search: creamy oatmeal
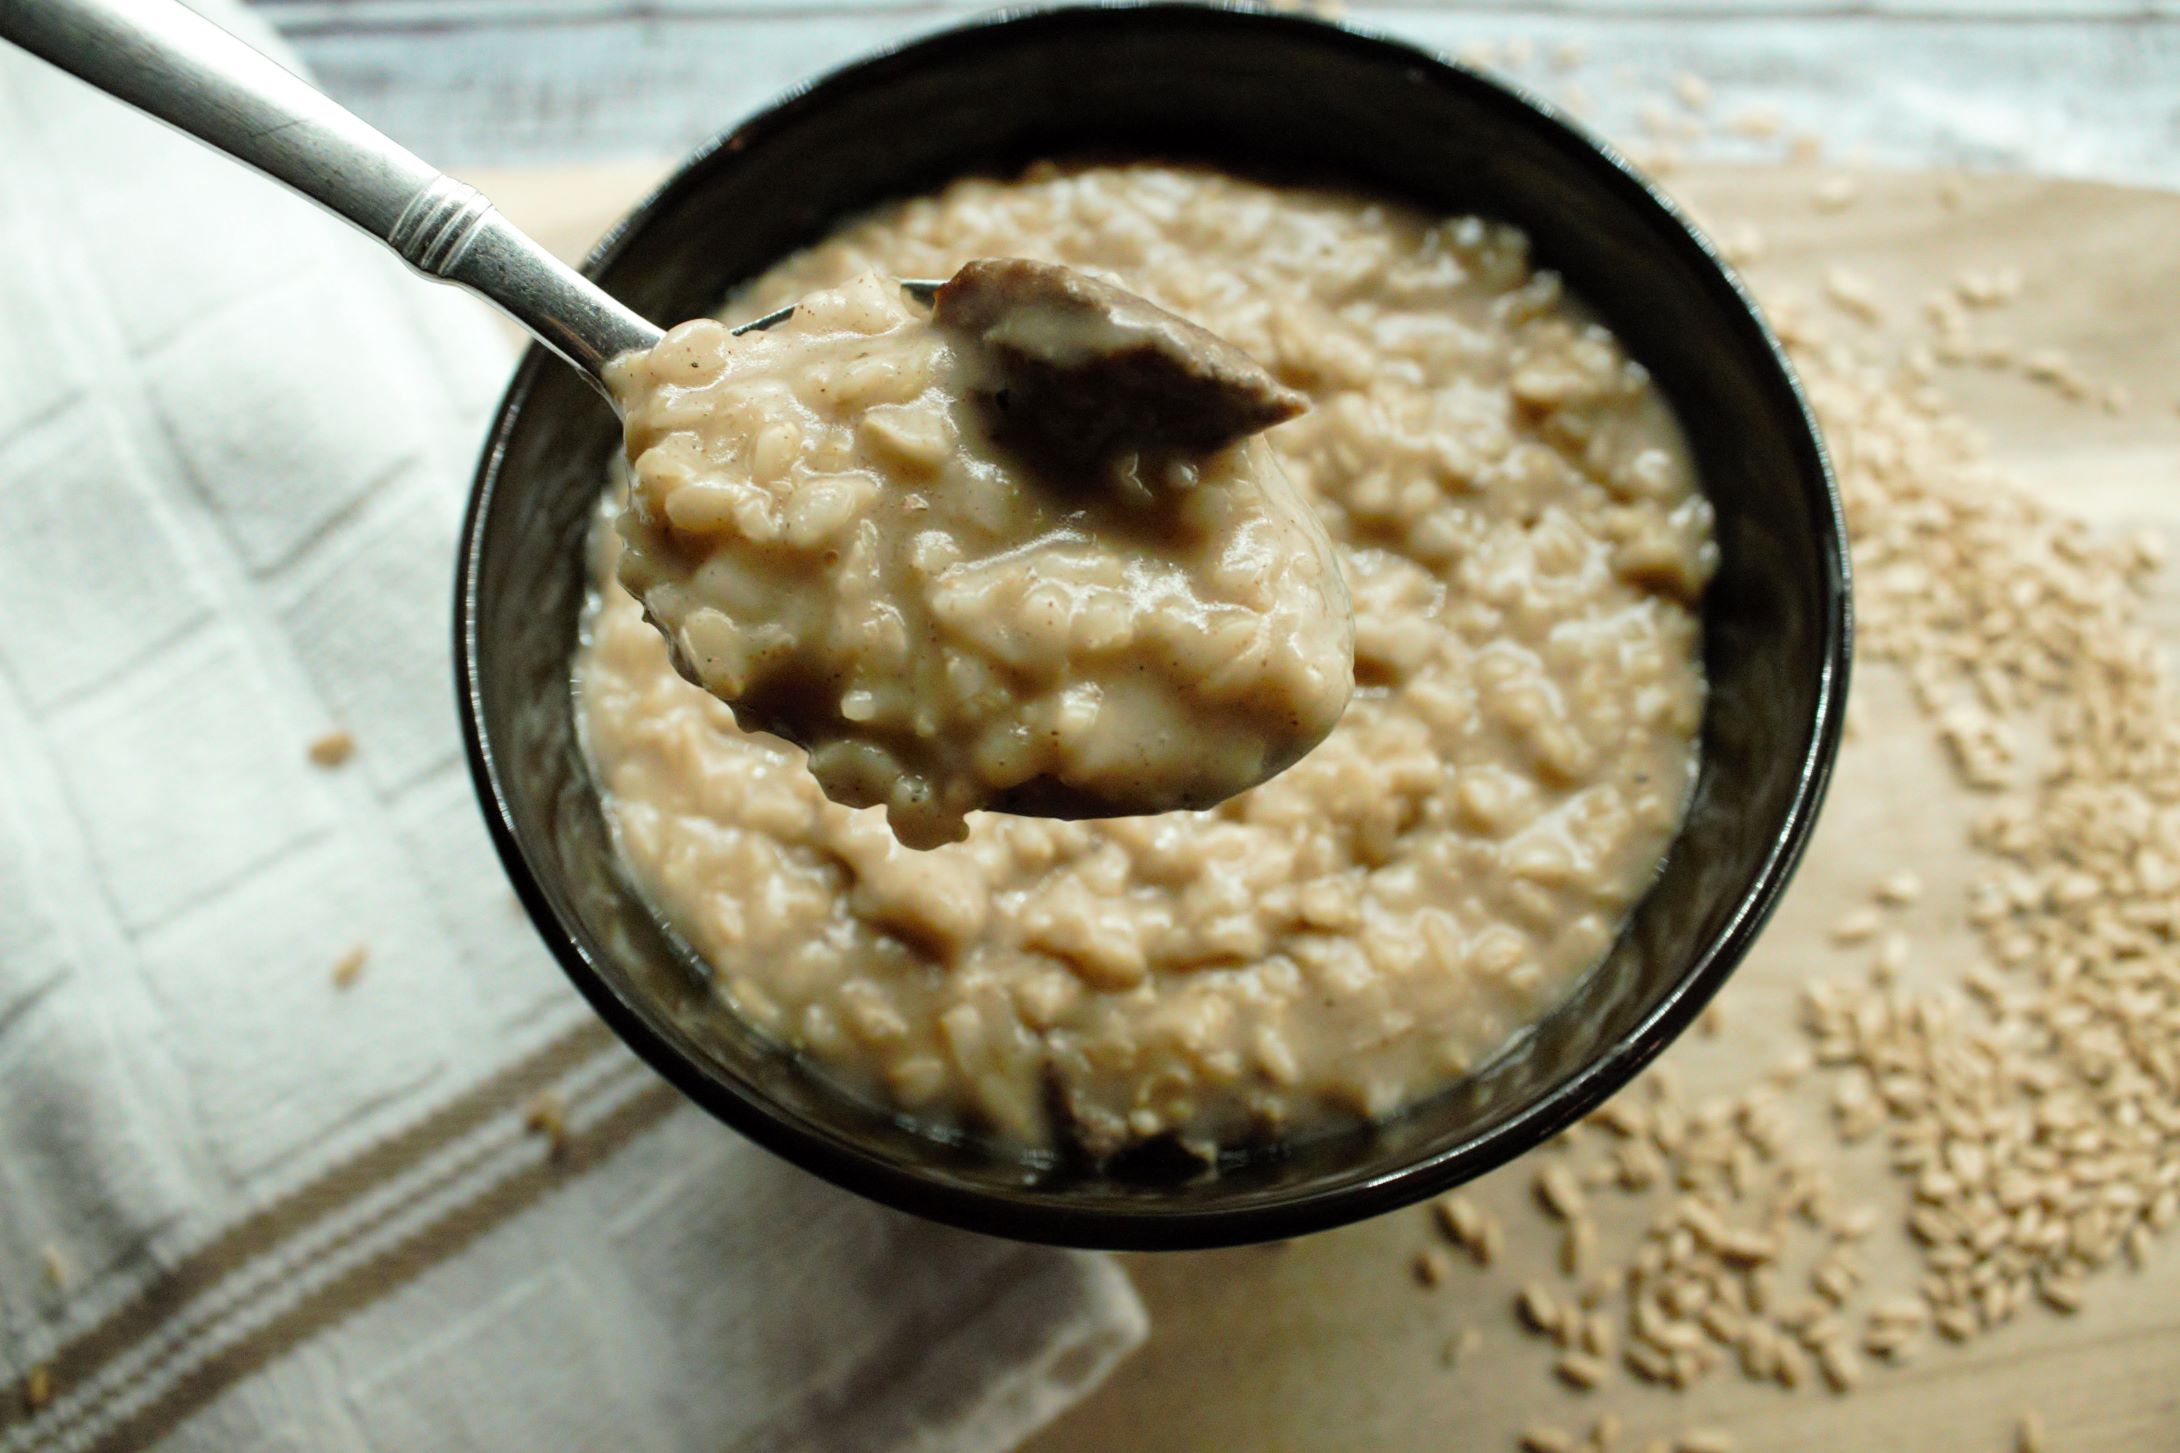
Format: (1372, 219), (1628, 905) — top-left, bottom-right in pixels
(608, 263), (1352, 849)
(577, 162), (1716, 1156)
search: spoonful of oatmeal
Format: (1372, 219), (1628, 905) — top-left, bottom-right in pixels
(3, 0), (1354, 849)
(611, 259), (1355, 849)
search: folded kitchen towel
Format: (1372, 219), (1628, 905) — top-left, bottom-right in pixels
(0, 8), (1144, 1452)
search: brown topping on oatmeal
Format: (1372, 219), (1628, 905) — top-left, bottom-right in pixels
(933, 258), (1307, 461)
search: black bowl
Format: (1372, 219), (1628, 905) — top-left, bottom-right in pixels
(455, 2), (1851, 1250)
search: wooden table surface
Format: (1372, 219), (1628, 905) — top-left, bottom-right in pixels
(476, 157), (2180, 1453)
(256, 2), (2180, 189)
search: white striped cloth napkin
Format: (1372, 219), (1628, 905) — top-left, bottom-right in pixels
(0, 6), (1143, 1451)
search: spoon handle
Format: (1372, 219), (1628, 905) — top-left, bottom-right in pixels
(0, 0), (662, 393)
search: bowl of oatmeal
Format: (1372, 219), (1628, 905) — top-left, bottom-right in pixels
(456, 3), (1850, 1248)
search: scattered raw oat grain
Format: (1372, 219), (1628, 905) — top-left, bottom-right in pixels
(1671, 72), (1712, 111)
(1582, 1310), (1615, 1361)
(1697, 1003), (1724, 1038)
(1970, 330), (2027, 367)
(1415, 1247), (1454, 1288)
(1823, 266), (1881, 322)
(1718, 223), (1765, 268)
(1766, 1049), (1814, 1088)
(1697, 1299), (1741, 1345)
(1772, 1337), (1808, 1388)
(2017, 1410), (2046, 1453)
(1870, 931), (1908, 985)
(1438, 1194), (1505, 1266)
(1788, 134), (1823, 162)
(1832, 1205), (1881, 1241)
(40, 1247), (66, 1291)
(1813, 175), (1859, 212)
(1561, 1219), (1598, 1278)
(1924, 288), (1971, 338)
(2022, 347), (2091, 400)
(1435, 1191), (1480, 1245)
(307, 728), (355, 767)
(1503, 36), (1536, 67)
(331, 942), (368, 990)
(1814, 1338), (1860, 1392)
(1588, 1414), (1622, 1452)
(2038, 1275), (2082, 1314)
(1831, 908), (1882, 945)
(1538, 1164), (1587, 1221)
(524, 1088), (571, 1159)
(1677, 1433), (1734, 1453)
(1550, 40), (1587, 71)
(1728, 107), (1780, 140)
(1624, 1338), (1670, 1385)
(1523, 1427), (1576, 1453)
(1554, 1351), (1609, 1391)
(1445, 1326), (1484, 1367)
(1955, 266), (2024, 309)
(22, 1365), (52, 1414)
(1876, 869), (1923, 905)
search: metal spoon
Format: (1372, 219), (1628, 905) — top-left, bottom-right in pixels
(0, 0), (938, 399)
